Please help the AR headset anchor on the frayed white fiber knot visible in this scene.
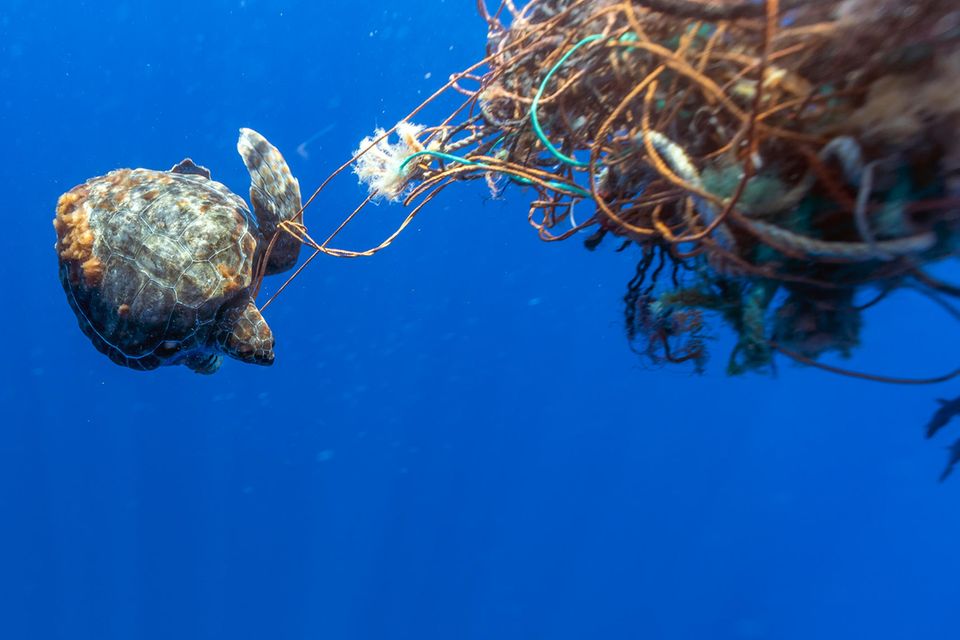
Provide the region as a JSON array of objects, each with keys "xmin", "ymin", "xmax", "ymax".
[{"xmin": 352, "ymin": 122, "xmax": 428, "ymax": 202}]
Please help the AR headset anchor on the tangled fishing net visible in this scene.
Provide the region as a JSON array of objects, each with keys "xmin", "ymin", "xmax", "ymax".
[{"xmin": 269, "ymin": 0, "xmax": 960, "ymax": 384}]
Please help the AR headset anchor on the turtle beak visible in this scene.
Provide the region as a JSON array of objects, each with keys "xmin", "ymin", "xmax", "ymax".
[
  {"xmin": 231, "ymin": 341, "xmax": 273, "ymax": 366},
  {"xmin": 239, "ymin": 334, "xmax": 274, "ymax": 366},
  {"xmin": 259, "ymin": 343, "xmax": 275, "ymax": 366}
]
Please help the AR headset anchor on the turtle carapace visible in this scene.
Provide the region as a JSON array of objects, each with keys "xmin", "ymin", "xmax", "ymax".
[{"xmin": 54, "ymin": 128, "xmax": 302, "ymax": 374}]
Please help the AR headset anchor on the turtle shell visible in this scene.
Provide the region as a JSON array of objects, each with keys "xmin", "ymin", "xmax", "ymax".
[{"xmin": 54, "ymin": 166, "xmax": 261, "ymax": 370}]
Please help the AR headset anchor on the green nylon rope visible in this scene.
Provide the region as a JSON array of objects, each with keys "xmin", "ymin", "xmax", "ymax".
[
  {"xmin": 398, "ymin": 149, "xmax": 590, "ymax": 198},
  {"xmin": 398, "ymin": 149, "xmax": 486, "ymax": 173},
  {"xmin": 530, "ymin": 34, "xmax": 606, "ymax": 169},
  {"xmin": 393, "ymin": 34, "xmax": 615, "ymax": 199}
]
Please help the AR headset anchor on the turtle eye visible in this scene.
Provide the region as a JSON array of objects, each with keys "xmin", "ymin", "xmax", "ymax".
[{"xmin": 158, "ymin": 340, "xmax": 181, "ymax": 356}]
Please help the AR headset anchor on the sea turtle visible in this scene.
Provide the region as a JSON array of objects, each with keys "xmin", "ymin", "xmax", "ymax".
[{"xmin": 53, "ymin": 128, "xmax": 303, "ymax": 374}]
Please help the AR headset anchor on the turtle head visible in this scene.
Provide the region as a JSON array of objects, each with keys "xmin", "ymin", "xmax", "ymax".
[{"xmin": 215, "ymin": 299, "xmax": 275, "ymax": 366}]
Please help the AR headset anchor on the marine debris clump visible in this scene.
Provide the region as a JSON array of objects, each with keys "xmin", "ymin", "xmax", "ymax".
[
  {"xmin": 281, "ymin": 0, "xmax": 960, "ymax": 386},
  {"xmin": 336, "ymin": 0, "xmax": 960, "ymax": 380}
]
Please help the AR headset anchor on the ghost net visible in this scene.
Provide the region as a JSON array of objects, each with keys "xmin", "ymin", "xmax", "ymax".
[{"xmin": 265, "ymin": 0, "xmax": 960, "ymax": 384}]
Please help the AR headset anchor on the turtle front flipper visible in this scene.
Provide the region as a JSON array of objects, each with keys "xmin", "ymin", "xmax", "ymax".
[
  {"xmin": 237, "ymin": 128, "xmax": 303, "ymax": 275},
  {"xmin": 214, "ymin": 298, "xmax": 275, "ymax": 366}
]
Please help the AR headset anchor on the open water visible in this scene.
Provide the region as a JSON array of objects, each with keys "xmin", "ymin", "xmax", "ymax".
[{"xmin": 2, "ymin": 1, "xmax": 959, "ymax": 638}]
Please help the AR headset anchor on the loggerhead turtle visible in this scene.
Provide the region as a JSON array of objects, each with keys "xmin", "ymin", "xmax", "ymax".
[{"xmin": 54, "ymin": 128, "xmax": 303, "ymax": 374}]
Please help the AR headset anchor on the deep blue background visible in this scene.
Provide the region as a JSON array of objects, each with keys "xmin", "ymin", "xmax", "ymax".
[{"xmin": 2, "ymin": 1, "xmax": 959, "ymax": 638}]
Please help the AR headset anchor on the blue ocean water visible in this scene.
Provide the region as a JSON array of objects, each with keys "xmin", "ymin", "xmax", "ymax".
[{"xmin": 2, "ymin": 1, "xmax": 959, "ymax": 638}]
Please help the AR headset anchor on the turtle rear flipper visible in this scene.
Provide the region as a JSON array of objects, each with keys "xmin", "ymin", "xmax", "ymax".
[
  {"xmin": 237, "ymin": 128, "xmax": 303, "ymax": 275},
  {"xmin": 170, "ymin": 158, "xmax": 212, "ymax": 179}
]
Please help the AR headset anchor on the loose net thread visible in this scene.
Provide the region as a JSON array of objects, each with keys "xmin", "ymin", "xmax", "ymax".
[{"xmin": 259, "ymin": 0, "xmax": 960, "ymax": 384}]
